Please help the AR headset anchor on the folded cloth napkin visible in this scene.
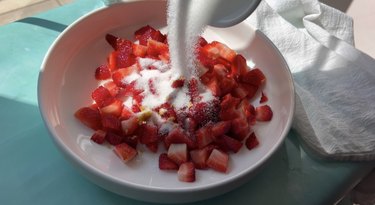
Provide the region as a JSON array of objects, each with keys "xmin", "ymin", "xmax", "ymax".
[{"xmin": 247, "ymin": 0, "xmax": 375, "ymax": 161}]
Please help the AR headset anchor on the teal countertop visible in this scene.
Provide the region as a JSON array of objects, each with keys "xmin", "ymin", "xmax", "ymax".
[{"xmin": 0, "ymin": 0, "xmax": 373, "ymax": 204}]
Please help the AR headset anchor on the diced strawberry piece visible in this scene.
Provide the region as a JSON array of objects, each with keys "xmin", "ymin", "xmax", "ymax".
[
  {"xmin": 100, "ymin": 99, "xmax": 123, "ymax": 117},
  {"xmin": 92, "ymin": 86, "xmax": 115, "ymax": 108},
  {"xmin": 188, "ymin": 101, "xmax": 219, "ymax": 127},
  {"xmin": 132, "ymin": 43, "xmax": 147, "ymax": 57},
  {"xmin": 165, "ymin": 127, "xmax": 196, "ymax": 149},
  {"xmin": 158, "ymin": 121, "xmax": 177, "ymax": 139},
  {"xmin": 103, "ymin": 81, "xmax": 120, "ymax": 97},
  {"xmin": 116, "ymin": 52, "xmax": 137, "ymax": 70},
  {"xmin": 147, "ymin": 39, "xmax": 169, "ymax": 58},
  {"xmin": 237, "ymin": 99, "xmax": 256, "ymax": 125},
  {"xmin": 177, "ymin": 162, "xmax": 195, "ymax": 182},
  {"xmin": 255, "ymin": 105, "xmax": 273, "ymax": 121},
  {"xmin": 211, "ymin": 121, "xmax": 231, "ymax": 137},
  {"xmin": 206, "ymin": 149, "xmax": 229, "ymax": 173},
  {"xmin": 123, "ymin": 135, "xmax": 138, "ymax": 148},
  {"xmin": 137, "ymin": 123, "xmax": 159, "ymax": 144},
  {"xmin": 230, "ymin": 117, "xmax": 251, "ymax": 141},
  {"xmin": 121, "ymin": 116, "xmax": 139, "ymax": 136},
  {"xmin": 74, "ymin": 107, "xmax": 102, "ymax": 130},
  {"xmin": 95, "ymin": 65, "xmax": 111, "ymax": 80},
  {"xmin": 154, "ymin": 103, "xmax": 177, "ymax": 121},
  {"xmin": 168, "ymin": 143, "xmax": 188, "ymax": 165},
  {"xmin": 114, "ymin": 143, "xmax": 137, "ymax": 162},
  {"xmin": 108, "ymin": 51, "xmax": 117, "ymax": 71},
  {"xmin": 159, "ymin": 153, "xmax": 178, "ymax": 170},
  {"xmin": 101, "ymin": 114, "xmax": 121, "ymax": 132},
  {"xmin": 131, "ymin": 104, "xmax": 141, "ymax": 113},
  {"xmin": 201, "ymin": 41, "xmax": 236, "ymax": 62},
  {"xmin": 171, "ymin": 78, "xmax": 185, "ymax": 88},
  {"xmin": 146, "ymin": 142, "xmax": 158, "ymax": 153},
  {"xmin": 112, "ymin": 64, "xmax": 139, "ymax": 87},
  {"xmin": 215, "ymin": 135, "xmax": 243, "ymax": 153},
  {"xmin": 91, "ymin": 130, "xmax": 106, "ymax": 144},
  {"xmin": 219, "ymin": 77, "xmax": 237, "ymax": 97},
  {"xmin": 260, "ymin": 92, "xmax": 268, "ymax": 103},
  {"xmin": 182, "ymin": 117, "xmax": 198, "ymax": 136},
  {"xmin": 241, "ymin": 68, "xmax": 266, "ymax": 86},
  {"xmin": 106, "ymin": 131, "xmax": 123, "ymax": 145},
  {"xmin": 190, "ymin": 148, "xmax": 210, "ymax": 169},
  {"xmin": 105, "ymin": 34, "xmax": 133, "ymax": 52},
  {"xmin": 220, "ymin": 94, "xmax": 241, "ymax": 111},
  {"xmin": 246, "ymin": 132, "xmax": 259, "ymax": 150},
  {"xmin": 204, "ymin": 77, "xmax": 221, "ymax": 97},
  {"xmin": 196, "ymin": 125, "xmax": 215, "ymax": 148},
  {"xmin": 120, "ymin": 106, "xmax": 134, "ymax": 120},
  {"xmin": 197, "ymin": 36, "xmax": 208, "ymax": 47},
  {"xmin": 135, "ymin": 25, "xmax": 166, "ymax": 45},
  {"xmin": 230, "ymin": 54, "xmax": 248, "ymax": 79}
]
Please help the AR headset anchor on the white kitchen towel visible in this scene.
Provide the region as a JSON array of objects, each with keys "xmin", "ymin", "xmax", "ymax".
[{"xmin": 247, "ymin": 0, "xmax": 375, "ymax": 161}]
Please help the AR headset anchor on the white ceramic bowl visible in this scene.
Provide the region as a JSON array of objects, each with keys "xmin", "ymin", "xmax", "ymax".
[{"xmin": 38, "ymin": 1, "xmax": 294, "ymax": 203}]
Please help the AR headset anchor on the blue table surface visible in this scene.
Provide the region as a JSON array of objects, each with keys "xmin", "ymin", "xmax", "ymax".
[{"xmin": 0, "ymin": 0, "xmax": 373, "ymax": 204}]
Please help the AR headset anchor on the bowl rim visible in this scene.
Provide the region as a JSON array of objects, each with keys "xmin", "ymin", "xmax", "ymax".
[{"xmin": 38, "ymin": 0, "xmax": 295, "ymax": 194}]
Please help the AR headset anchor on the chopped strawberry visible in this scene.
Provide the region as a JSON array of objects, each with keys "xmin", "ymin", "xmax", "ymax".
[
  {"xmin": 112, "ymin": 64, "xmax": 139, "ymax": 87},
  {"xmin": 241, "ymin": 68, "xmax": 266, "ymax": 86},
  {"xmin": 231, "ymin": 83, "xmax": 258, "ymax": 100},
  {"xmin": 260, "ymin": 92, "xmax": 268, "ymax": 103},
  {"xmin": 190, "ymin": 148, "xmax": 210, "ymax": 169},
  {"xmin": 177, "ymin": 162, "xmax": 195, "ymax": 182},
  {"xmin": 159, "ymin": 153, "xmax": 178, "ymax": 170},
  {"xmin": 154, "ymin": 103, "xmax": 177, "ymax": 121},
  {"xmin": 182, "ymin": 117, "xmax": 198, "ymax": 136},
  {"xmin": 105, "ymin": 34, "xmax": 133, "ymax": 52},
  {"xmin": 196, "ymin": 125, "xmax": 215, "ymax": 148},
  {"xmin": 100, "ymin": 99, "xmax": 123, "ymax": 117},
  {"xmin": 95, "ymin": 65, "xmax": 111, "ymax": 80},
  {"xmin": 116, "ymin": 51, "xmax": 136, "ymax": 69},
  {"xmin": 220, "ymin": 94, "xmax": 241, "ymax": 111},
  {"xmin": 108, "ymin": 51, "xmax": 117, "ymax": 71},
  {"xmin": 123, "ymin": 135, "xmax": 138, "ymax": 148},
  {"xmin": 164, "ymin": 127, "xmax": 196, "ymax": 149},
  {"xmin": 106, "ymin": 131, "xmax": 123, "ymax": 145},
  {"xmin": 197, "ymin": 36, "xmax": 208, "ymax": 47},
  {"xmin": 211, "ymin": 121, "xmax": 231, "ymax": 137},
  {"xmin": 168, "ymin": 143, "xmax": 188, "ymax": 165},
  {"xmin": 103, "ymin": 81, "xmax": 120, "ymax": 97},
  {"xmin": 120, "ymin": 106, "xmax": 134, "ymax": 120},
  {"xmin": 101, "ymin": 114, "xmax": 121, "ymax": 132},
  {"xmin": 255, "ymin": 105, "xmax": 273, "ymax": 121},
  {"xmin": 92, "ymin": 86, "xmax": 115, "ymax": 108},
  {"xmin": 137, "ymin": 123, "xmax": 159, "ymax": 144},
  {"xmin": 147, "ymin": 39, "xmax": 169, "ymax": 58},
  {"xmin": 206, "ymin": 149, "xmax": 229, "ymax": 173},
  {"xmin": 91, "ymin": 130, "xmax": 107, "ymax": 144},
  {"xmin": 188, "ymin": 101, "xmax": 218, "ymax": 126},
  {"xmin": 230, "ymin": 54, "xmax": 248, "ymax": 79},
  {"xmin": 135, "ymin": 25, "xmax": 166, "ymax": 46},
  {"xmin": 230, "ymin": 117, "xmax": 251, "ymax": 141},
  {"xmin": 146, "ymin": 142, "xmax": 158, "ymax": 153},
  {"xmin": 121, "ymin": 116, "xmax": 139, "ymax": 136},
  {"xmin": 171, "ymin": 78, "xmax": 185, "ymax": 88},
  {"xmin": 246, "ymin": 132, "xmax": 259, "ymax": 150},
  {"xmin": 74, "ymin": 107, "xmax": 102, "ymax": 130},
  {"xmin": 215, "ymin": 135, "xmax": 243, "ymax": 153},
  {"xmin": 201, "ymin": 41, "xmax": 236, "ymax": 62},
  {"xmin": 114, "ymin": 143, "xmax": 137, "ymax": 162},
  {"xmin": 132, "ymin": 43, "xmax": 147, "ymax": 57}
]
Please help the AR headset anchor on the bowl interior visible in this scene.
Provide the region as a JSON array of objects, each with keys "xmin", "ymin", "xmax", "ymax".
[{"xmin": 39, "ymin": 1, "xmax": 294, "ymax": 191}]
